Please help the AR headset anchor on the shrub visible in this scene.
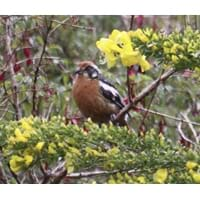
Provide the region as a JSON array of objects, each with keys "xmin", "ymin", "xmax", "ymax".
[{"xmin": 0, "ymin": 116, "xmax": 200, "ymax": 183}]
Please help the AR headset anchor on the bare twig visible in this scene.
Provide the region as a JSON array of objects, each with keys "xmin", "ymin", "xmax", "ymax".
[
  {"xmin": 44, "ymin": 102, "xmax": 54, "ymax": 120},
  {"xmin": 16, "ymin": 56, "xmax": 62, "ymax": 65},
  {"xmin": 40, "ymin": 161, "xmax": 67, "ymax": 184},
  {"xmin": 136, "ymin": 106, "xmax": 200, "ymax": 126},
  {"xmin": 114, "ymin": 68, "xmax": 176, "ymax": 123},
  {"xmin": 28, "ymin": 170, "xmax": 40, "ymax": 184},
  {"xmin": 49, "ymin": 17, "xmax": 70, "ymax": 36},
  {"xmin": 177, "ymin": 122, "xmax": 195, "ymax": 145},
  {"xmin": 129, "ymin": 15, "xmax": 135, "ymax": 30},
  {"xmin": 0, "ymin": 161, "xmax": 8, "ymax": 183},
  {"xmin": 40, "ymin": 164, "xmax": 51, "ymax": 184},
  {"xmin": 126, "ymin": 16, "xmax": 135, "ymax": 104},
  {"xmin": 32, "ymin": 17, "xmax": 53, "ymax": 116},
  {"xmin": 126, "ymin": 68, "xmax": 134, "ymax": 103},
  {"xmin": 51, "ymin": 19, "xmax": 95, "ymax": 31},
  {"xmin": 0, "ymin": 108, "xmax": 15, "ymax": 120},
  {"xmin": 181, "ymin": 111, "xmax": 199, "ymax": 143},
  {"xmin": 138, "ymin": 69, "xmax": 165, "ymax": 130},
  {"xmin": 66, "ymin": 168, "xmax": 137, "ymax": 179},
  {"xmin": 50, "ymin": 161, "xmax": 67, "ymax": 184},
  {"xmin": 4, "ymin": 16, "xmax": 22, "ymax": 120}
]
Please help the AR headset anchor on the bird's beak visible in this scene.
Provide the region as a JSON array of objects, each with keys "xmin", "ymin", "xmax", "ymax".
[{"xmin": 72, "ymin": 69, "xmax": 82, "ymax": 77}]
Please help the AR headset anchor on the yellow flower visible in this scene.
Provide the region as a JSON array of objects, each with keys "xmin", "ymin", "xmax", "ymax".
[
  {"xmin": 96, "ymin": 38, "xmax": 121, "ymax": 67},
  {"xmin": 137, "ymin": 176, "xmax": 146, "ymax": 183},
  {"xmin": 19, "ymin": 116, "xmax": 34, "ymax": 125},
  {"xmin": 20, "ymin": 117, "xmax": 34, "ymax": 132},
  {"xmin": 58, "ymin": 142, "xmax": 64, "ymax": 148},
  {"xmin": 120, "ymin": 48, "xmax": 151, "ymax": 71},
  {"xmin": 120, "ymin": 49, "xmax": 140, "ymax": 66},
  {"xmin": 153, "ymin": 168, "xmax": 168, "ymax": 183},
  {"xmin": 163, "ymin": 41, "xmax": 171, "ymax": 54},
  {"xmin": 8, "ymin": 136, "xmax": 16, "ymax": 144},
  {"xmin": 191, "ymin": 172, "xmax": 200, "ymax": 183},
  {"xmin": 24, "ymin": 131, "xmax": 32, "ymax": 138},
  {"xmin": 21, "ymin": 120, "xmax": 33, "ymax": 131},
  {"xmin": 96, "ymin": 29, "xmax": 151, "ymax": 70},
  {"xmin": 186, "ymin": 161, "xmax": 198, "ymax": 170},
  {"xmin": 85, "ymin": 147, "xmax": 101, "ymax": 156},
  {"xmin": 152, "ymin": 33, "xmax": 159, "ymax": 41},
  {"xmin": 107, "ymin": 147, "xmax": 120, "ymax": 155},
  {"xmin": 24, "ymin": 155, "xmax": 33, "ymax": 166},
  {"xmin": 109, "ymin": 29, "xmax": 132, "ymax": 48},
  {"xmin": 96, "ymin": 38, "xmax": 119, "ymax": 67},
  {"xmin": 9, "ymin": 155, "xmax": 24, "ymax": 173},
  {"xmin": 139, "ymin": 55, "xmax": 151, "ymax": 72},
  {"xmin": 163, "ymin": 41, "xmax": 171, "ymax": 47},
  {"xmin": 171, "ymin": 55, "xmax": 179, "ymax": 64},
  {"xmin": 163, "ymin": 47, "xmax": 170, "ymax": 54},
  {"xmin": 96, "ymin": 38, "xmax": 122, "ymax": 54},
  {"xmin": 48, "ymin": 143, "xmax": 57, "ymax": 154},
  {"xmin": 35, "ymin": 142, "xmax": 45, "ymax": 151},
  {"xmin": 69, "ymin": 147, "xmax": 81, "ymax": 156},
  {"xmin": 14, "ymin": 128, "xmax": 28, "ymax": 143},
  {"xmin": 170, "ymin": 43, "xmax": 184, "ymax": 54},
  {"xmin": 129, "ymin": 29, "xmax": 149, "ymax": 43}
]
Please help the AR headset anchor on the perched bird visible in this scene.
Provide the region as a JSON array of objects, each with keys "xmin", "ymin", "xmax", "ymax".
[{"xmin": 72, "ymin": 61, "xmax": 126, "ymax": 126}]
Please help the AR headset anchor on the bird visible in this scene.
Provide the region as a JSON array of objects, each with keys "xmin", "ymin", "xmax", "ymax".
[{"xmin": 72, "ymin": 60, "xmax": 126, "ymax": 126}]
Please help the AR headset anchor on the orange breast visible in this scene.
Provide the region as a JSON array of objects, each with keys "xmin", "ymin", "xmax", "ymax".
[{"xmin": 72, "ymin": 76, "xmax": 119, "ymax": 123}]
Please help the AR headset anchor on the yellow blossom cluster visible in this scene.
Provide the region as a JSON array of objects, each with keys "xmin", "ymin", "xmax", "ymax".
[
  {"xmin": 8, "ymin": 116, "xmax": 35, "ymax": 144},
  {"xmin": 153, "ymin": 168, "xmax": 168, "ymax": 183},
  {"xmin": 186, "ymin": 161, "xmax": 200, "ymax": 183},
  {"xmin": 5, "ymin": 116, "xmax": 47, "ymax": 173},
  {"xmin": 96, "ymin": 29, "xmax": 151, "ymax": 71},
  {"xmin": 97, "ymin": 27, "xmax": 200, "ymax": 71},
  {"xmin": 2, "ymin": 116, "xmax": 200, "ymax": 183},
  {"xmin": 9, "ymin": 154, "xmax": 33, "ymax": 173}
]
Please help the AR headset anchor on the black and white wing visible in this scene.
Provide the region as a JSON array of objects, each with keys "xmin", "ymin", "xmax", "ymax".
[{"xmin": 99, "ymin": 78, "xmax": 124, "ymax": 109}]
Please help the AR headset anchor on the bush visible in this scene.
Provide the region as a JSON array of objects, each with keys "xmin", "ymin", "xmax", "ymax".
[{"xmin": 0, "ymin": 116, "xmax": 200, "ymax": 183}]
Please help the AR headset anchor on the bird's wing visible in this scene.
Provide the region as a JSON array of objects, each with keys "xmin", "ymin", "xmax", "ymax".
[{"xmin": 99, "ymin": 78, "xmax": 124, "ymax": 109}]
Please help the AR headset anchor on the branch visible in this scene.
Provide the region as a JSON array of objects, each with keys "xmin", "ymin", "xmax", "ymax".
[
  {"xmin": 114, "ymin": 68, "xmax": 176, "ymax": 122},
  {"xmin": 16, "ymin": 56, "xmax": 62, "ymax": 65},
  {"xmin": 66, "ymin": 168, "xmax": 137, "ymax": 179},
  {"xmin": 28, "ymin": 170, "xmax": 40, "ymax": 184},
  {"xmin": 137, "ymin": 106, "xmax": 200, "ymax": 126},
  {"xmin": 129, "ymin": 15, "xmax": 135, "ymax": 30},
  {"xmin": 4, "ymin": 16, "xmax": 22, "ymax": 120},
  {"xmin": 138, "ymin": 69, "xmax": 165, "ymax": 131},
  {"xmin": 44, "ymin": 102, "xmax": 54, "ymax": 120},
  {"xmin": 126, "ymin": 16, "xmax": 135, "ymax": 103},
  {"xmin": 50, "ymin": 161, "xmax": 67, "ymax": 184},
  {"xmin": 40, "ymin": 163, "xmax": 51, "ymax": 184},
  {"xmin": 40, "ymin": 161, "xmax": 67, "ymax": 184},
  {"xmin": 32, "ymin": 17, "xmax": 53, "ymax": 116},
  {"xmin": 51, "ymin": 19, "xmax": 95, "ymax": 31},
  {"xmin": 49, "ymin": 17, "xmax": 70, "ymax": 36},
  {"xmin": 0, "ymin": 160, "xmax": 8, "ymax": 183},
  {"xmin": 177, "ymin": 121, "xmax": 195, "ymax": 145},
  {"xmin": 181, "ymin": 111, "xmax": 199, "ymax": 143}
]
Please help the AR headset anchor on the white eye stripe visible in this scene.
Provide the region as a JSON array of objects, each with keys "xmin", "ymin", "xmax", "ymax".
[
  {"xmin": 91, "ymin": 64, "xmax": 101, "ymax": 74},
  {"xmin": 91, "ymin": 71, "xmax": 98, "ymax": 78},
  {"xmin": 99, "ymin": 81, "xmax": 119, "ymax": 97}
]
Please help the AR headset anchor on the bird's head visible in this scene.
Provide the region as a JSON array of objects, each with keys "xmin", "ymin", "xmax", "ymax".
[{"xmin": 73, "ymin": 61, "xmax": 101, "ymax": 80}]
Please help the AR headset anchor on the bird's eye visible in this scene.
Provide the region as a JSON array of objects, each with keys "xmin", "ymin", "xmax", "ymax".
[{"xmin": 84, "ymin": 66, "xmax": 99, "ymax": 79}]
